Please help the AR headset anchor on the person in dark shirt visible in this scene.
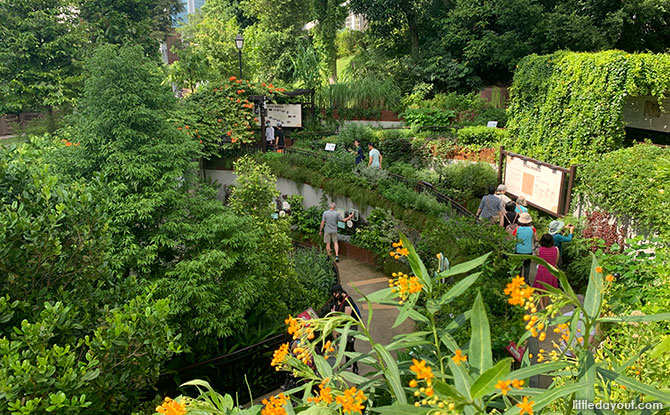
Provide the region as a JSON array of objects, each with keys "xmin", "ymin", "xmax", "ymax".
[
  {"xmin": 331, "ymin": 284, "xmax": 361, "ymax": 374},
  {"xmin": 274, "ymin": 121, "xmax": 285, "ymax": 152},
  {"xmin": 353, "ymin": 139, "xmax": 364, "ymax": 165}
]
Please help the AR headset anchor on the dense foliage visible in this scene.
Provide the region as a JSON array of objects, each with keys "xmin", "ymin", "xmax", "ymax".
[
  {"xmin": 575, "ymin": 144, "xmax": 670, "ymax": 238},
  {"xmin": 506, "ymin": 51, "xmax": 670, "ymax": 165}
]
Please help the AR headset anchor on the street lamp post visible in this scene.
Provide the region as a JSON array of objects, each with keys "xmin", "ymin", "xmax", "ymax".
[{"xmin": 235, "ymin": 34, "xmax": 244, "ymax": 80}]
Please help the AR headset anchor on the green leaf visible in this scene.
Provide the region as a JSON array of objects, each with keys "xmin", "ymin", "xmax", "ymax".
[
  {"xmin": 393, "ymin": 296, "xmax": 418, "ymax": 328},
  {"xmin": 407, "ymin": 309, "xmax": 430, "ymax": 324},
  {"xmin": 313, "ymin": 355, "xmax": 333, "ymax": 380},
  {"xmin": 575, "ymin": 353, "xmax": 596, "ymax": 402},
  {"xmin": 648, "ymin": 336, "xmax": 670, "ymax": 359},
  {"xmin": 433, "ymin": 381, "xmax": 469, "ymax": 404},
  {"xmin": 448, "ymin": 359, "xmax": 473, "ymax": 401},
  {"xmin": 400, "ymin": 233, "xmax": 431, "ymax": 292},
  {"xmin": 507, "ymin": 362, "xmax": 566, "ymax": 381},
  {"xmin": 470, "ymin": 358, "xmax": 513, "ymax": 400},
  {"xmin": 583, "ymin": 254, "xmax": 603, "ymax": 320},
  {"xmin": 469, "ymin": 292, "xmax": 492, "ymax": 375},
  {"xmin": 299, "ymin": 405, "xmax": 336, "ymax": 415},
  {"xmin": 334, "ymin": 322, "xmax": 352, "ymax": 368},
  {"xmin": 437, "ymin": 272, "xmax": 482, "ymax": 307},
  {"xmin": 504, "ymin": 382, "xmax": 586, "ymax": 414},
  {"xmin": 372, "ymin": 404, "xmax": 432, "ymax": 415},
  {"xmin": 509, "ymin": 253, "xmax": 576, "ymax": 300},
  {"xmin": 597, "ymin": 368, "xmax": 670, "ymax": 402},
  {"xmin": 80, "ymin": 368, "xmax": 100, "ymax": 382},
  {"xmin": 374, "ymin": 344, "xmax": 407, "ymax": 404},
  {"xmin": 436, "ymin": 253, "xmax": 490, "ymax": 278},
  {"xmin": 599, "ymin": 313, "xmax": 670, "ymax": 323}
]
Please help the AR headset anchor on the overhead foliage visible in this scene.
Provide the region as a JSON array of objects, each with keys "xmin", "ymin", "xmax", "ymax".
[
  {"xmin": 505, "ymin": 51, "xmax": 670, "ymax": 165},
  {"xmin": 0, "ymin": 0, "xmax": 87, "ymax": 113}
]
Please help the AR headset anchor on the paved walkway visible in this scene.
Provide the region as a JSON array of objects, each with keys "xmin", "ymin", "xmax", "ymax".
[{"xmin": 336, "ymin": 256, "xmax": 414, "ymax": 375}]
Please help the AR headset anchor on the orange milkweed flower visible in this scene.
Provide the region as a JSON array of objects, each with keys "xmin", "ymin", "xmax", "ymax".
[
  {"xmin": 606, "ymin": 274, "xmax": 615, "ymax": 282},
  {"xmin": 516, "ymin": 396, "xmax": 534, "ymax": 415},
  {"xmin": 595, "ymin": 266, "xmax": 603, "ymax": 273},
  {"xmin": 409, "ymin": 359, "xmax": 434, "ymax": 382},
  {"xmin": 335, "ymin": 387, "xmax": 366, "ymax": 414},
  {"xmin": 452, "ymin": 350, "xmax": 467, "ymax": 365},
  {"xmin": 155, "ymin": 397, "xmax": 186, "ymax": 415},
  {"xmin": 495, "ymin": 379, "xmax": 511, "ymax": 395}
]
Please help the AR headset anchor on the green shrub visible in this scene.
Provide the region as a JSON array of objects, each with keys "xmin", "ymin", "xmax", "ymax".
[
  {"xmin": 291, "ymin": 247, "xmax": 337, "ymax": 308},
  {"xmin": 337, "ymin": 123, "xmax": 374, "ymax": 149},
  {"xmin": 575, "ymin": 144, "xmax": 670, "ymax": 237},
  {"xmin": 456, "ymin": 126, "xmax": 509, "ymax": 148},
  {"xmin": 350, "ymin": 209, "xmax": 401, "ymax": 259},
  {"xmin": 374, "ymin": 128, "xmax": 414, "ymax": 164},
  {"xmin": 506, "ymin": 51, "xmax": 670, "ymax": 165},
  {"xmin": 400, "ymin": 108, "xmax": 456, "ymax": 127},
  {"xmin": 436, "ymin": 162, "xmax": 498, "ymax": 202}
]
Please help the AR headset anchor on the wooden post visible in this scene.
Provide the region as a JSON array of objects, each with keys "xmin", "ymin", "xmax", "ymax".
[
  {"xmin": 260, "ymin": 95, "xmax": 266, "ymax": 152},
  {"xmin": 564, "ymin": 165, "xmax": 578, "ymax": 216},
  {"xmin": 497, "ymin": 145, "xmax": 505, "ymax": 184}
]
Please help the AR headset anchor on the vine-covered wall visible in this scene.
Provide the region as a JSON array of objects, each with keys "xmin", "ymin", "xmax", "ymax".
[{"xmin": 505, "ymin": 50, "xmax": 670, "ymax": 166}]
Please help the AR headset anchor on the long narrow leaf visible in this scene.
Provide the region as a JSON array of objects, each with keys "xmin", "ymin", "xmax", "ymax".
[
  {"xmin": 504, "ymin": 382, "xmax": 586, "ymax": 414},
  {"xmin": 471, "ymin": 358, "xmax": 513, "ymax": 400},
  {"xmin": 400, "ymin": 233, "xmax": 432, "ymax": 292},
  {"xmin": 437, "ymin": 253, "xmax": 490, "ymax": 278},
  {"xmin": 438, "ymin": 272, "xmax": 482, "ymax": 306},
  {"xmin": 583, "ymin": 254, "xmax": 603, "ymax": 320},
  {"xmin": 469, "ymin": 292, "xmax": 493, "ymax": 375},
  {"xmin": 597, "ymin": 368, "xmax": 670, "ymax": 402},
  {"xmin": 374, "ymin": 344, "xmax": 407, "ymax": 404}
]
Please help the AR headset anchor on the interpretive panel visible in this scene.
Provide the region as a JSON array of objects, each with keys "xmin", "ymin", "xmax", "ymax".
[
  {"xmin": 266, "ymin": 104, "xmax": 302, "ymax": 127},
  {"xmin": 505, "ymin": 155, "xmax": 564, "ymax": 215}
]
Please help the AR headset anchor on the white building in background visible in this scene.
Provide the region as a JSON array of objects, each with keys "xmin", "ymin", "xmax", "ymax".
[{"xmin": 344, "ymin": 12, "xmax": 367, "ymax": 31}]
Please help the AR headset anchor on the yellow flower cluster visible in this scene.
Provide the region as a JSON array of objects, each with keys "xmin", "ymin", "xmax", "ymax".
[
  {"xmin": 308, "ymin": 379, "xmax": 334, "ymax": 404},
  {"xmin": 156, "ymin": 397, "xmax": 187, "ymax": 415},
  {"xmin": 335, "ymin": 387, "xmax": 367, "ymax": 414},
  {"xmin": 409, "ymin": 364, "xmax": 457, "ymax": 413},
  {"xmin": 494, "ymin": 378, "xmax": 524, "ymax": 395},
  {"xmin": 284, "ymin": 315, "xmax": 314, "ymax": 340},
  {"xmin": 451, "ymin": 350, "xmax": 467, "ymax": 365},
  {"xmin": 410, "ymin": 358, "xmax": 435, "ymax": 384},
  {"xmin": 293, "ymin": 343, "xmax": 312, "ymax": 365},
  {"xmin": 523, "ymin": 314, "xmax": 546, "ymax": 340},
  {"xmin": 261, "ymin": 393, "xmax": 289, "ymax": 415},
  {"xmin": 536, "ymin": 347, "xmax": 561, "ymax": 363},
  {"xmin": 505, "ymin": 276, "xmax": 536, "ymax": 309},
  {"xmin": 389, "ymin": 240, "xmax": 409, "ymax": 259},
  {"xmin": 271, "ymin": 343, "xmax": 289, "ymax": 370},
  {"xmin": 322, "ymin": 340, "xmax": 335, "ymax": 360},
  {"xmin": 388, "ymin": 272, "xmax": 423, "ymax": 303}
]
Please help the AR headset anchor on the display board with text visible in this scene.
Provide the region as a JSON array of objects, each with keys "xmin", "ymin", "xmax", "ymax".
[
  {"xmin": 266, "ymin": 104, "xmax": 302, "ymax": 127},
  {"xmin": 504, "ymin": 155, "xmax": 565, "ymax": 215}
]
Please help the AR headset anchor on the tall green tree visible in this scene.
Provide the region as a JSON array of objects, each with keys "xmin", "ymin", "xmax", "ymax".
[
  {"xmin": 78, "ymin": 0, "xmax": 184, "ymax": 55},
  {"xmin": 311, "ymin": 0, "xmax": 348, "ymax": 83},
  {"xmin": 0, "ymin": 0, "xmax": 87, "ymax": 116}
]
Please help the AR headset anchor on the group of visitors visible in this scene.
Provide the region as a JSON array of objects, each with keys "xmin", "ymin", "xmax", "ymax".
[
  {"xmin": 352, "ymin": 140, "xmax": 382, "ymax": 169},
  {"xmin": 477, "ymin": 184, "xmax": 575, "ymax": 296}
]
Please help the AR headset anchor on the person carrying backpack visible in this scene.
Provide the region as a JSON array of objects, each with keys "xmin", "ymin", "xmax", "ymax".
[
  {"xmin": 330, "ymin": 284, "xmax": 361, "ymax": 374},
  {"xmin": 501, "ymin": 201, "xmax": 519, "ymax": 234}
]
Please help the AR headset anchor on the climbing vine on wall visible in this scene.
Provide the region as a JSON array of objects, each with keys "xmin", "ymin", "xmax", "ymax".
[
  {"xmin": 179, "ymin": 77, "xmax": 285, "ymax": 159},
  {"xmin": 505, "ymin": 51, "xmax": 670, "ymax": 165}
]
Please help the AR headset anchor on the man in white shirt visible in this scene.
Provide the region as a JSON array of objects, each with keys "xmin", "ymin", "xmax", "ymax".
[{"xmin": 265, "ymin": 121, "xmax": 275, "ymax": 151}]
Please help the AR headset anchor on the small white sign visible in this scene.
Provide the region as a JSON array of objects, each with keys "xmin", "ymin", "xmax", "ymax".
[
  {"xmin": 487, "ymin": 121, "xmax": 498, "ymax": 128},
  {"xmin": 325, "ymin": 143, "xmax": 336, "ymax": 151}
]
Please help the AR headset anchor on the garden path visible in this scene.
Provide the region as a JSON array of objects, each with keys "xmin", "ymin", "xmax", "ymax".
[{"xmin": 336, "ymin": 256, "xmax": 415, "ymax": 375}]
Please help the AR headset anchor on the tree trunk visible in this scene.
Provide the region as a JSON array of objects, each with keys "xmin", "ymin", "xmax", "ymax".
[
  {"xmin": 405, "ymin": 11, "xmax": 420, "ymax": 57},
  {"xmin": 47, "ymin": 106, "xmax": 56, "ymax": 133}
]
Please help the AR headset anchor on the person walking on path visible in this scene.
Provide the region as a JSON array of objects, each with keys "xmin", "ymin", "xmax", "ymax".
[
  {"xmin": 265, "ymin": 121, "xmax": 275, "ymax": 151},
  {"xmin": 533, "ymin": 233, "xmax": 560, "ymax": 309},
  {"xmin": 495, "ymin": 184, "xmax": 511, "ymax": 209},
  {"xmin": 500, "ymin": 201, "xmax": 519, "ymax": 232},
  {"xmin": 330, "ymin": 284, "xmax": 361, "ymax": 374},
  {"xmin": 513, "ymin": 212, "xmax": 537, "ymax": 283},
  {"xmin": 476, "ymin": 186, "xmax": 502, "ymax": 224},
  {"xmin": 515, "ymin": 196, "xmax": 529, "ymax": 214},
  {"xmin": 319, "ymin": 202, "xmax": 354, "ymax": 262},
  {"xmin": 354, "ymin": 140, "xmax": 364, "ymax": 165},
  {"xmin": 274, "ymin": 121, "xmax": 285, "ymax": 152},
  {"xmin": 368, "ymin": 143, "xmax": 382, "ymax": 169}
]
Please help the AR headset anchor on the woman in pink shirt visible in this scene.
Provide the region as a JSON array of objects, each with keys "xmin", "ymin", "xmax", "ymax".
[{"xmin": 533, "ymin": 233, "xmax": 559, "ymax": 309}]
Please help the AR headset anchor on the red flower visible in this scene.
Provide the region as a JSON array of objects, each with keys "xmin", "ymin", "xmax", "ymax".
[
  {"xmin": 261, "ymin": 82, "xmax": 266, "ymax": 87},
  {"xmin": 177, "ymin": 127, "xmax": 182, "ymax": 130},
  {"xmin": 236, "ymin": 80, "xmax": 242, "ymax": 83},
  {"xmin": 65, "ymin": 141, "xmax": 72, "ymax": 147},
  {"xmin": 185, "ymin": 125, "xmax": 189, "ymax": 129},
  {"xmin": 231, "ymin": 137, "xmax": 238, "ymax": 143},
  {"xmin": 199, "ymin": 140, "xmax": 202, "ymax": 144},
  {"xmin": 229, "ymin": 76, "xmax": 237, "ymax": 81},
  {"xmin": 268, "ymin": 83, "xmax": 274, "ymax": 88},
  {"xmin": 227, "ymin": 131, "xmax": 232, "ymax": 136},
  {"xmin": 236, "ymin": 99, "xmax": 241, "ymax": 103},
  {"xmin": 218, "ymin": 119, "xmax": 222, "ymax": 122}
]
